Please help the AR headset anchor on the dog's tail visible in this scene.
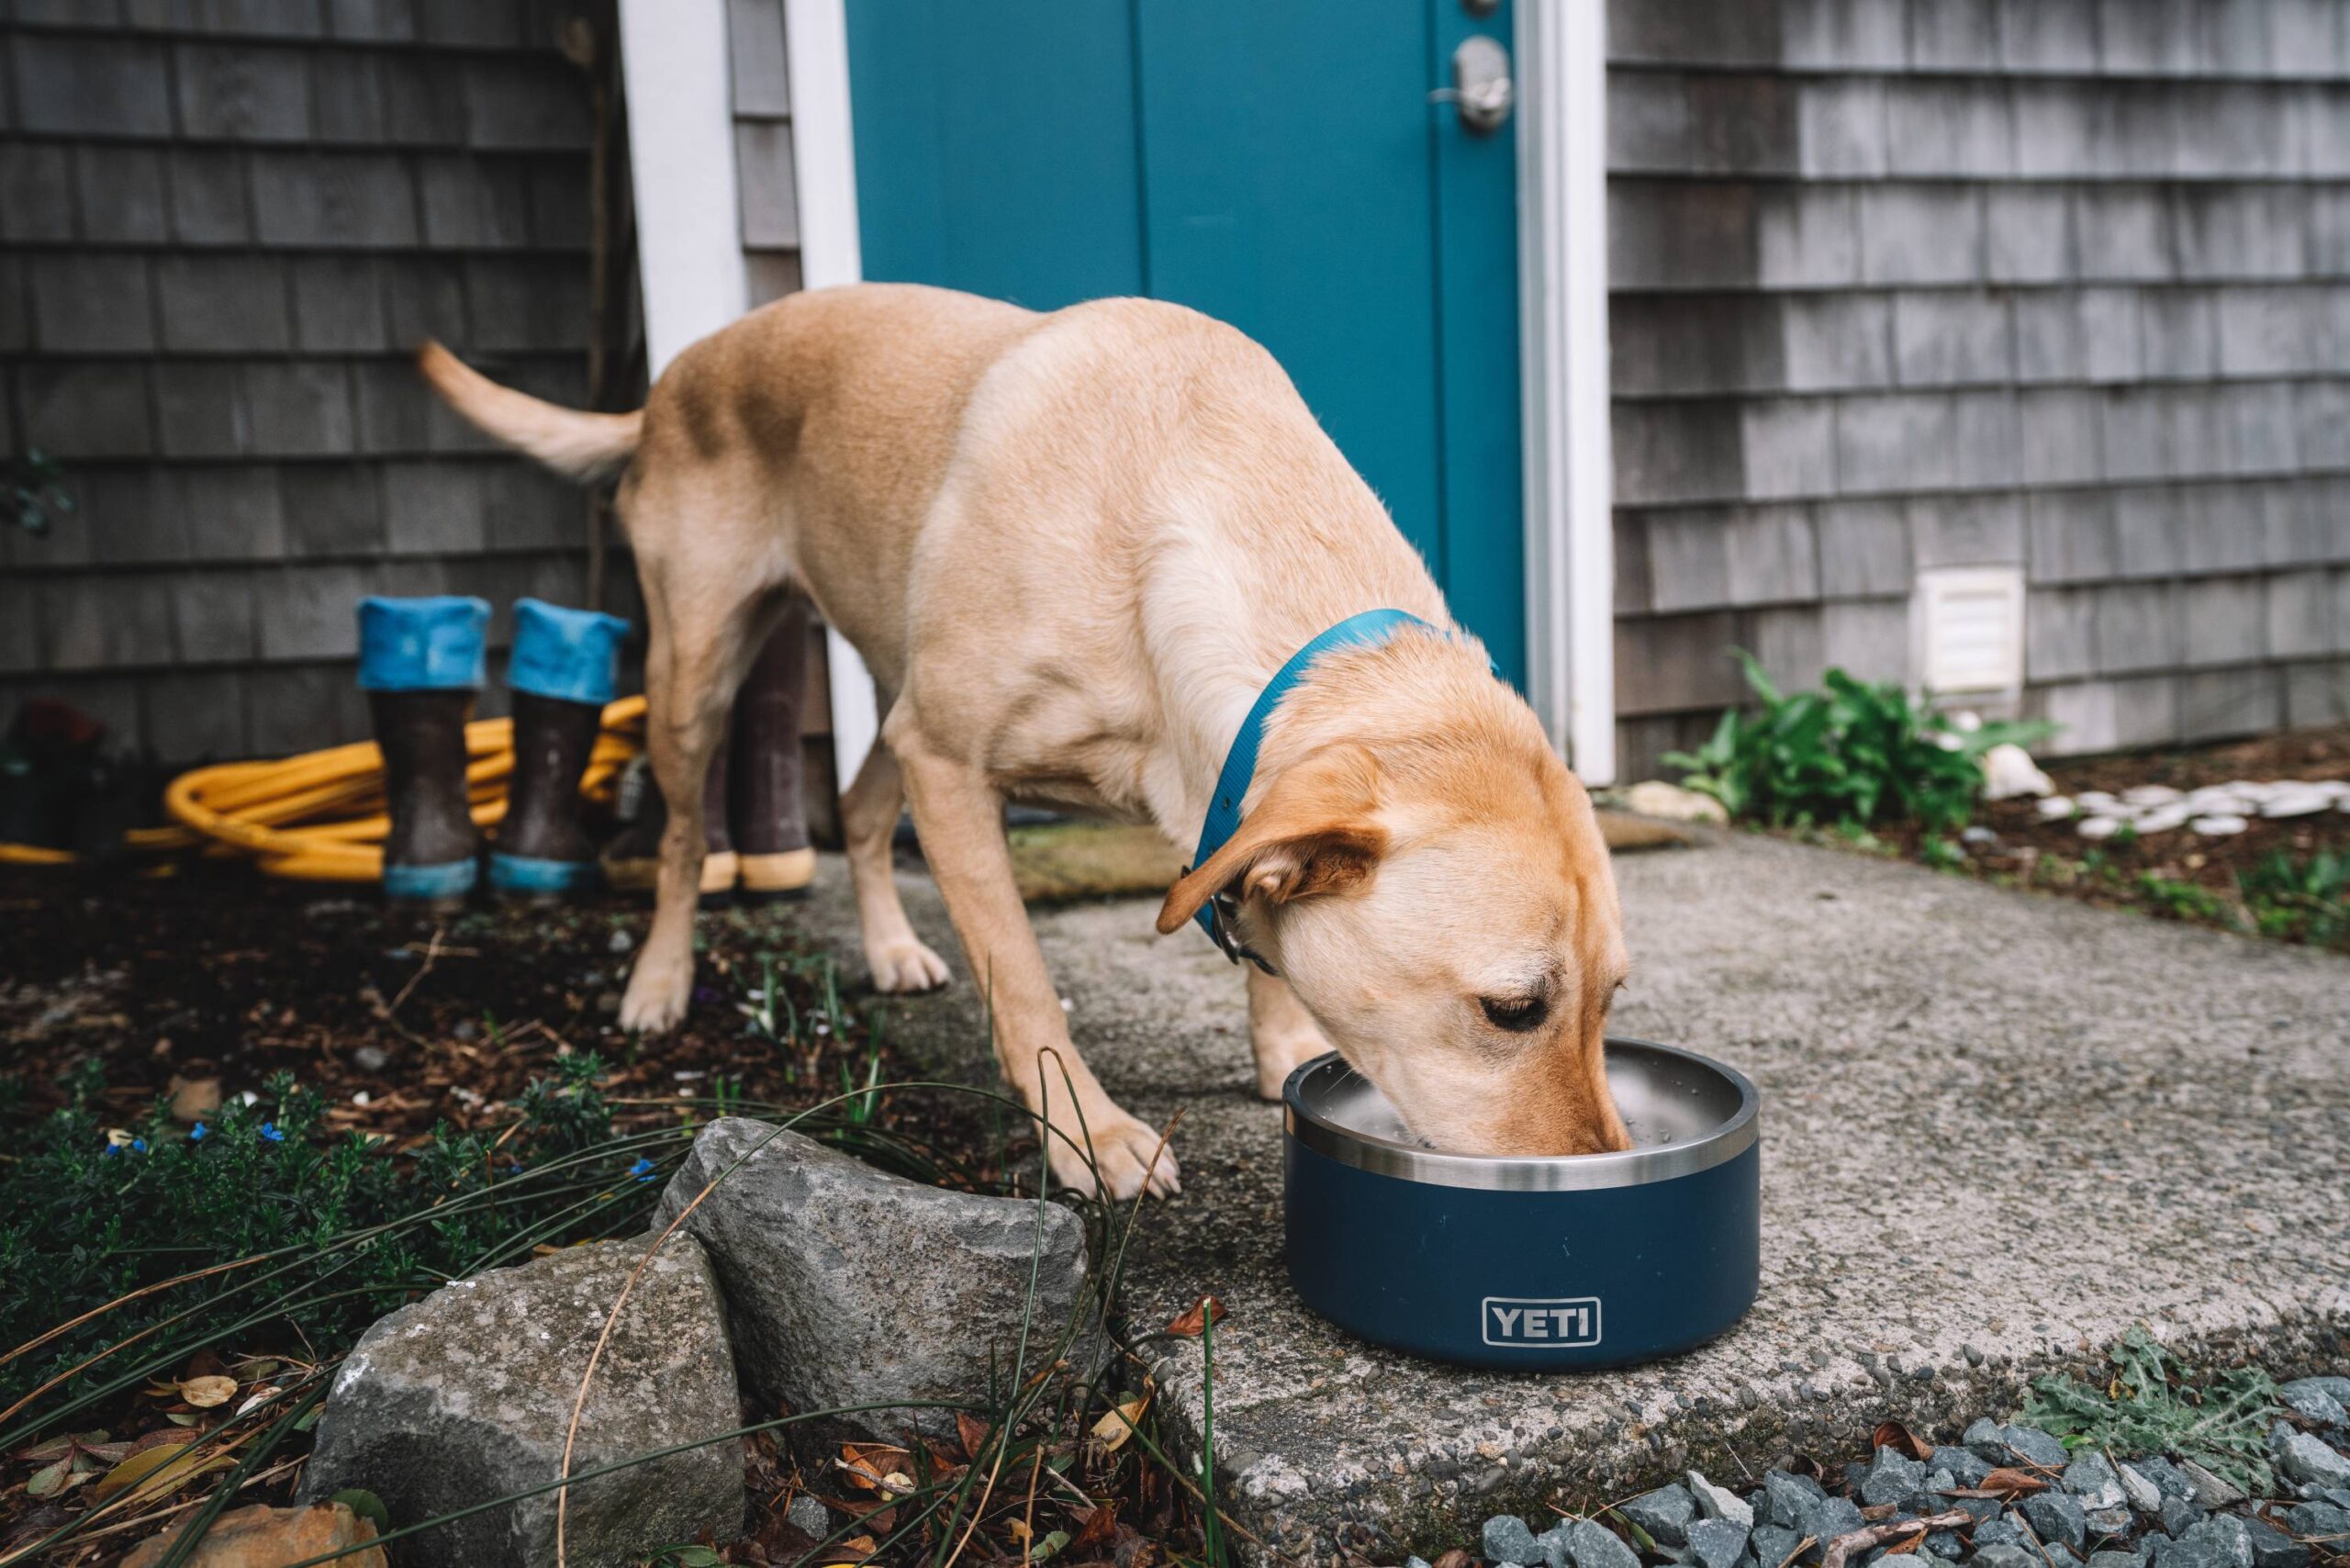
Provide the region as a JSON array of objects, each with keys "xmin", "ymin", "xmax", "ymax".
[{"xmin": 416, "ymin": 341, "xmax": 642, "ymax": 483}]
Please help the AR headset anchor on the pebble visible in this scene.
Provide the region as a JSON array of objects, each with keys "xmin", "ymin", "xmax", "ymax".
[
  {"xmin": 1975, "ymin": 1545, "xmax": 2042, "ymax": 1568},
  {"xmin": 1751, "ymin": 1523, "xmax": 1805, "ymax": 1568},
  {"xmin": 2066, "ymin": 1452, "xmax": 2129, "ymax": 1511},
  {"xmin": 2243, "ymin": 1516, "xmax": 2308, "ymax": 1568},
  {"xmin": 2134, "ymin": 804, "xmax": 2190, "ymax": 834},
  {"xmin": 2002, "ymin": 1424, "xmax": 2073, "ymax": 1469},
  {"xmin": 1559, "ymin": 1518, "xmax": 1639, "ymax": 1568},
  {"xmin": 352, "ymin": 1044, "xmax": 390, "ymax": 1073},
  {"xmin": 2190, "ymin": 814, "xmax": 2249, "ymax": 836},
  {"xmin": 1932, "ymin": 1445, "xmax": 1993, "ymax": 1487},
  {"xmin": 2077, "ymin": 816, "xmax": 2126, "ymax": 840},
  {"xmin": 1483, "ymin": 1513, "xmax": 1543, "ymax": 1566},
  {"xmin": 2123, "ymin": 785, "xmax": 2183, "ymax": 806},
  {"xmin": 2278, "ymin": 1379, "xmax": 2349, "ymax": 1428},
  {"xmin": 1687, "ymin": 1472, "xmax": 1754, "ymax": 1528},
  {"xmin": 2117, "ymin": 1461, "xmax": 2164, "ymax": 1513},
  {"xmin": 1859, "ymin": 1446, "xmax": 1926, "ymax": 1506},
  {"xmin": 1964, "ymin": 1418, "xmax": 2010, "ymax": 1463},
  {"xmin": 786, "ymin": 1493, "xmax": 831, "ymax": 1538},
  {"xmin": 2282, "ymin": 1501, "xmax": 2350, "ymax": 1540},
  {"xmin": 2160, "ymin": 1495, "xmax": 2205, "ymax": 1538},
  {"xmin": 1686, "ymin": 1517, "xmax": 1749, "ymax": 1568},
  {"xmin": 2085, "ymin": 1506, "xmax": 2135, "ymax": 1539},
  {"xmin": 2090, "ymin": 1551, "xmax": 2146, "ymax": 1568},
  {"xmin": 1976, "ymin": 1518, "xmax": 2029, "ymax": 1549},
  {"xmin": 2037, "ymin": 796, "xmax": 2078, "ymax": 820},
  {"xmin": 2133, "ymin": 1457, "xmax": 2196, "ymax": 1502},
  {"xmin": 608, "ymin": 927, "xmax": 634, "ymax": 954},
  {"xmin": 2260, "ymin": 787, "xmax": 2333, "ymax": 819},
  {"xmin": 1762, "ymin": 1470, "xmax": 1825, "ymax": 1530},
  {"xmin": 1806, "ymin": 1496, "xmax": 1863, "ymax": 1546},
  {"xmin": 2274, "ymin": 1425, "xmax": 2350, "ymax": 1490},
  {"xmin": 1621, "ymin": 1484, "xmax": 1698, "ymax": 1548},
  {"xmin": 2180, "ymin": 1458, "xmax": 2248, "ymax": 1509}
]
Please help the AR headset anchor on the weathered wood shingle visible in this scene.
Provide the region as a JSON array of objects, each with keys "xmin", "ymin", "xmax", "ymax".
[
  {"xmin": 1610, "ymin": 0, "xmax": 2350, "ymax": 777},
  {"xmin": 1, "ymin": 4, "xmax": 610, "ymax": 757}
]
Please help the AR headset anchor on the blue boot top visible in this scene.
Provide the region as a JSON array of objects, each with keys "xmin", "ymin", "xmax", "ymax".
[
  {"xmin": 509, "ymin": 598, "xmax": 632, "ymax": 707},
  {"xmin": 357, "ymin": 596, "xmax": 490, "ymax": 693}
]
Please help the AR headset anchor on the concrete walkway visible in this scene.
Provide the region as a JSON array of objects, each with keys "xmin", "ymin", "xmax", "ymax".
[{"xmin": 796, "ymin": 831, "xmax": 2350, "ymax": 1564}]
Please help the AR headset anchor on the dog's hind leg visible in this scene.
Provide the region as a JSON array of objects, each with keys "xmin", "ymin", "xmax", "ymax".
[
  {"xmin": 839, "ymin": 705, "xmax": 951, "ymax": 993},
  {"xmin": 618, "ymin": 548, "xmax": 776, "ymax": 1034}
]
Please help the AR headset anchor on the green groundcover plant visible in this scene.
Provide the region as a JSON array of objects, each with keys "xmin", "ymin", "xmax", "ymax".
[
  {"xmin": 1664, "ymin": 650, "xmax": 2053, "ymax": 835},
  {"xmin": 0, "ymin": 1052, "xmax": 665, "ymax": 1417},
  {"xmin": 2024, "ymin": 1327, "xmax": 2283, "ymax": 1493}
]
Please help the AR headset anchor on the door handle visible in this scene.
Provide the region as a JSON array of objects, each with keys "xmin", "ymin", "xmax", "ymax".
[{"xmin": 1430, "ymin": 34, "xmax": 1512, "ymax": 134}]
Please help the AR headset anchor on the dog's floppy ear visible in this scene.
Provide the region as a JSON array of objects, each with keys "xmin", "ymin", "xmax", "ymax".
[{"xmin": 1156, "ymin": 745, "xmax": 1388, "ymax": 935}]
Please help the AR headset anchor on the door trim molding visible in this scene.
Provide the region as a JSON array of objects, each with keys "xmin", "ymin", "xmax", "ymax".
[
  {"xmin": 616, "ymin": 0, "xmax": 747, "ymax": 371},
  {"xmin": 785, "ymin": 0, "xmax": 883, "ymax": 790},
  {"xmin": 1515, "ymin": 1, "xmax": 1616, "ymax": 784}
]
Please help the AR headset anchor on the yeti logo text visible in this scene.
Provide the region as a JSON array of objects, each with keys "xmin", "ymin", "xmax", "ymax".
[{"xmin": 1482, "ymin": 1296, "xmax": 1601, "ymax": 1348}]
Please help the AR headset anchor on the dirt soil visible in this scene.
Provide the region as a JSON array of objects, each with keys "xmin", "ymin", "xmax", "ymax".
[{"xmin": 0, "ymin": 865, "xmax": 1013, "ymax": 1170}]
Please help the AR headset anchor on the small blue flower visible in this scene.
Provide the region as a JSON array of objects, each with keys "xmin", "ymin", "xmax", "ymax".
[
  {"xmin": 190, "ymin": 1122, "xmax": 207, "ymax": 1141},
  {"xmin": 259, "ymin": 1122, "xmax": 285, "ymax": 1143},
  {"xmin": 628, "ymin": 1157, "xmax": 657, "ymax": 1183},
  {"xmin": 102, "ymin": 1142, "xmax": 121, "ymax": 1158},
  {"xmin": 131, "ymin": 1138, "xmax": 148, "ymax": 1154}
]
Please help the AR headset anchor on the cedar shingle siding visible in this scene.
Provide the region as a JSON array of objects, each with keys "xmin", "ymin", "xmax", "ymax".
[
  {"xmin": 1608, "ymin": 0, "xmax": 2350, "ymax": 778},
  {"xmin": 2, "ymin": 0, "xmax": 604, "ymax": 762}
]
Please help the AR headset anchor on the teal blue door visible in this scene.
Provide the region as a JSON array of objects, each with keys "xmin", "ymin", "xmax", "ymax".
[{"xmin": 846, "ymin": 2, "xmax": 1526, "ymax": 687}]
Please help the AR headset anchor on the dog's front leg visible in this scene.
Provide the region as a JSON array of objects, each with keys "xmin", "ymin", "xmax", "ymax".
[
  {"xmin": 1247, "ymin": 967, "xmax": 1335, "ymax": 1102},
  {"xmin": 894, "ymin": 732, "xmax": 1180, "ymax": 1199},
  {"xmin": 839, "ymin": 733, "xmax": 952, "ymax": 993}
]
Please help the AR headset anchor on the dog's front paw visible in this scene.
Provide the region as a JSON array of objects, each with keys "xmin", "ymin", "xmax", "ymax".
[
  {"xmin": 868, "ymin": 938, "xmax": 951, "ymax": 994},
  {"xmin": 1048, "ymin": 1112, "xmax": 1181, "ymax": 1202},
  {"xmin": 619, "ymin": 956, "xmax": 692, "ymax": 1034}
]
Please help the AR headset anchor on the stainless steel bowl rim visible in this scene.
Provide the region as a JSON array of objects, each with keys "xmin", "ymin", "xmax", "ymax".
[{"xmin": 1282, "ymin": 1036, "xmax": 1760, "ymax": 1192}]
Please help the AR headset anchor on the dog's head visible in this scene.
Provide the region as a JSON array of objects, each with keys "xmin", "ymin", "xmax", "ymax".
[{"xmin": 1158, "ymin": 722, "xmax": 1631, "ymax": 1156}]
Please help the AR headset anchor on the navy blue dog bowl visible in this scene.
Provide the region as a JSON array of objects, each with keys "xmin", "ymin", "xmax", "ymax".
[{"xmin": 1283, "ymin": 1038, "xmax": 1760, "ymax": 1369}]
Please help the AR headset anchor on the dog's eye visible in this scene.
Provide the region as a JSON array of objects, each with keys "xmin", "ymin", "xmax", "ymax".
[{"xmin": 1480, "ymin": 994, "xmax": 1548, "ymax": 1033}]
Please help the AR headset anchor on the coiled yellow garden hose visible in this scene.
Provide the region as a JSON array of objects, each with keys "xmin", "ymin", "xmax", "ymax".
[{"xmin": 0, "ymin": 697, "xmax": 646, "ymax": 882}]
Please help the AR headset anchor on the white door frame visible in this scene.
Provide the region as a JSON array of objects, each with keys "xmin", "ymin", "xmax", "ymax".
[
  {"xmin": 1516, "ymin": 3, "xmax": 1617, "ymax": 784},
  {"xmin": 635, "ymin": 0, "xmax": 1616, "ymax": 790}
]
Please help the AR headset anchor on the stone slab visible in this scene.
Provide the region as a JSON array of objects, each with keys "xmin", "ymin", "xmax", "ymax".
[{"xmin": 787, "ymin": 832, "xmax": 2350, "ymax": 1564}]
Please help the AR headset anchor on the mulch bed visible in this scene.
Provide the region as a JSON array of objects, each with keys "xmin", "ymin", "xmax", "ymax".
[
  {"xmin": 0, "ymin": 864, "xmax": 1007, "ymax": 1166},
  {"xmin": 1848, "ymin": 726, "xmax": 2350, "ymax": 948}
]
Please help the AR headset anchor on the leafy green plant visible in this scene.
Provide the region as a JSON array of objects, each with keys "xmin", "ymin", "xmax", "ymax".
[
  {"xmin": 2135, "ymin": 873, "xmax": 2232, "ymax": 927},
  {"xmin": 1664, "ymin": 651, "xmax": 2053, "ymax": 834},
  {"xmin": 0, "ymin": 1060, "xmax": 671, "ymax": 1420},
  {"xmin": 2023, "ymin": 1327, "xmax": 2282, "ymax": 1492},
  {"xmin": 2238, "ymin": 848, "xmax": 2350, "ymax": 947}
]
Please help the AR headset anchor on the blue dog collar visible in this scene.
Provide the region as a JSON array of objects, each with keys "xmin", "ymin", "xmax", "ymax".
[{"xmin": 1188, "ymin": 609, "xmax": 1432, "ymax": 968}]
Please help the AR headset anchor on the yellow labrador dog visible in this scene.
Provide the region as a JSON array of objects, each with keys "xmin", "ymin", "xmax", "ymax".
[{"xmin": 421, "ymin": 283, "xmax": 1629, "ymax": 1199}]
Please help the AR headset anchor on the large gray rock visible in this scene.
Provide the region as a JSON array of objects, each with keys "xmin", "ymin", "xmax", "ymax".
[
  {"xmin": 301, "ymin": 1238, "xmax": 742, "ymax": 1568},
  {"xmin": 2274, "ymin": 1423, "xmax": 2350, "ymax": 1490},
  {"xmin": 652, "ymin": 1117, "xmax": 1101, "ymax": 1441}
]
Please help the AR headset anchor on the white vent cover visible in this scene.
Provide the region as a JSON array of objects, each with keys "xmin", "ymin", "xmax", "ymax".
[{"xmin": 1911, "ymin": 566, "xmax": 2025, "ymax": 694}]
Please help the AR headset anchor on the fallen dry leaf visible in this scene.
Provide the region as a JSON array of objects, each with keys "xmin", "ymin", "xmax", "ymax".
[
  {"xmin": 1165, "ymin": 1296, "xmax": 1227, "ymax": 1338},
  {"xmin": 1819, "ymin": 1512, "xmax": 1971, "ymax": 1568},
  {"xmin": 1874, "ymin": 1418, "xmax": 1933, "ymax": 1462},
  {"xmin": 1091, "ymin": 1395, "xmax": 1149, "ymax": 1453},
  {"xmin": 1946, "ymin": 1467, "xmax": 2049, "ymax": 1499},
  {"xmin": 1433, "ymin": 1550, "xmax": 1473, "ymax": 1568},
  {"xmin": 1069, "ymin": 1503, "xmax": 1119, "ymax": 1553},
  {"xmin": 956, "ymin": 1412, "xmax": 991, "ymax": 1462},
  {"xmin": 179, "ymin": 1375, "xmax": 237, "ymax": 1408}
]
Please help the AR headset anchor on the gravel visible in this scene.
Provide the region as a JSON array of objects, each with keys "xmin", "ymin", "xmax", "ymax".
[
  {"xmin": 2279, "ymin": 1382, "xmax": 2348, "ymax": 1428},
  {"xmin": 1470, "ymin": 1408, "xmax": 2350, "ymax": 1568}
]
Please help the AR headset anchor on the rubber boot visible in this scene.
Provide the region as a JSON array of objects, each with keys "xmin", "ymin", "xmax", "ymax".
[
  {"xmin": 490, "ymin": 599, "xmax": 629, "ymax": 901},
  {"xmin": 358, "ymin": 595, "xmax": 489, "ymax": 906},
  {"xmin": 730, "ymin": 601, "xmax": 817, "ymax": 901},
  {"xmin": 600, "ymin": 726, "xmax": 736, "ymax": 903}
]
